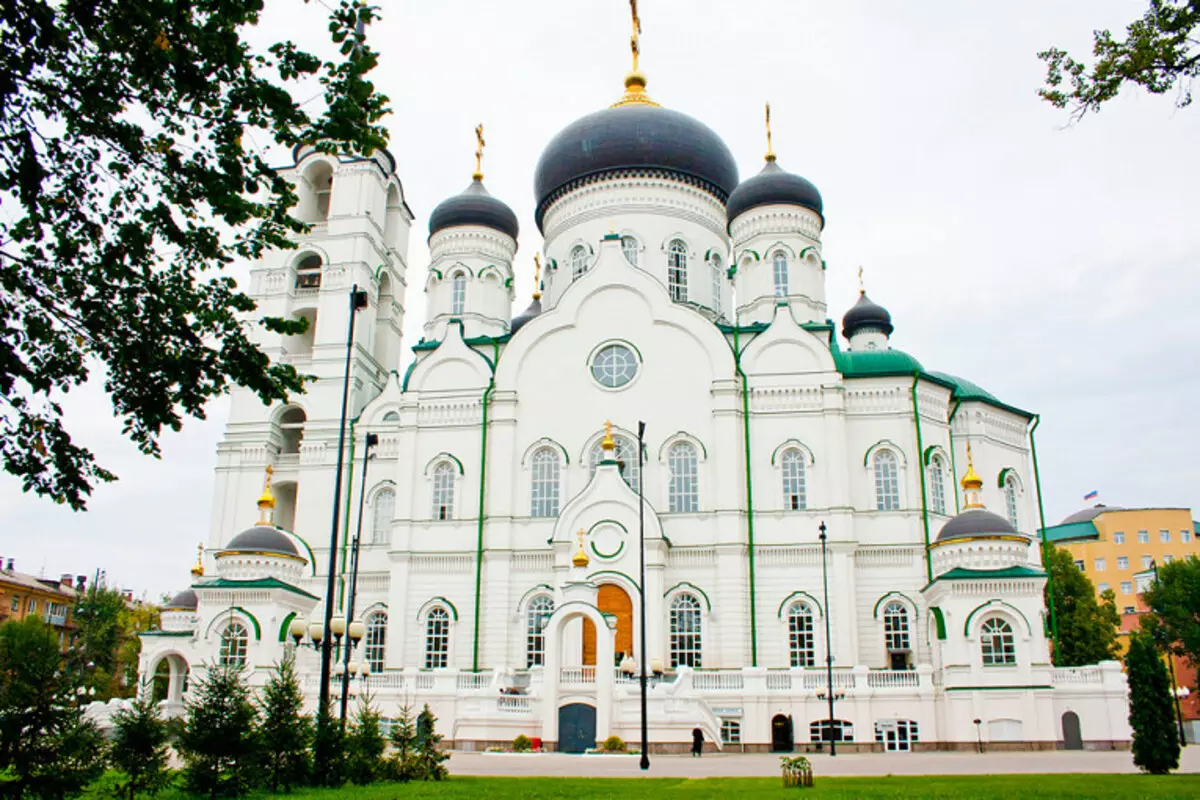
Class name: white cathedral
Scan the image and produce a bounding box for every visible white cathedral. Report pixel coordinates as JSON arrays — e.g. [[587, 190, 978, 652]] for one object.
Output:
[[138, 19, 1132, 753]]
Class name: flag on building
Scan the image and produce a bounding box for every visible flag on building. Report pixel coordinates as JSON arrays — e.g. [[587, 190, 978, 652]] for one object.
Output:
[[1083, 490, 1099, 501]]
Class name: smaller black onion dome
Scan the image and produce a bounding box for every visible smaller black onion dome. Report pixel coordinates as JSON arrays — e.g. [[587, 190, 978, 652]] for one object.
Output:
[[936, 509, 1020, 543], [510, 295, 542, 335], [223, 525, 300, 557], [1060, 504, 1123, 525], [725, 160, 823, 230], [164, 588, 198, 611], [428, 178, 519, 241], [842, 292, 894, 340]]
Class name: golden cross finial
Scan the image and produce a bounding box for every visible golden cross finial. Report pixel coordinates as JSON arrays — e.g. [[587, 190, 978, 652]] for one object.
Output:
[[572, 529, 590, 568], [532, 254, 542, 301], [472, 123, 485, 181], [577, 529, 586, 549], [256, 464, 276, 524], [629, 0, 641, 72], [601, 420, 615, 451], [857, 266, 864, 294], [765, 102, 776, 162], [611, 0, 659, 107], [966, 441, 974, 467], [191, 542, 205, 577]]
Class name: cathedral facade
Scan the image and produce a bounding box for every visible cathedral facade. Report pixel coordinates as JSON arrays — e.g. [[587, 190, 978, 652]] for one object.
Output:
[[138, 45, 1131, 754]]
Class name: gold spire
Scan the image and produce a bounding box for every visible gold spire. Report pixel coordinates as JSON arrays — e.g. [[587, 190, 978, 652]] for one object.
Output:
[[190, 542, 205, 578], [612, 0, 660, 107], [532, 254, 543, 301], [601, 420, 616, 452], [961, 442, 984, 508], [572, 529, 591, 568], [256, 465, 276, 525], [857, 265, 865, 295], [765, 102, 776, 162], [472, 123, 485, 181]]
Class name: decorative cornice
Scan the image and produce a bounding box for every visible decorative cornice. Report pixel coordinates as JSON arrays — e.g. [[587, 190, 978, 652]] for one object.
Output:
[[730, 205, 823, 247], [540, 169, 727, 239], [429, 226, 517, 263]]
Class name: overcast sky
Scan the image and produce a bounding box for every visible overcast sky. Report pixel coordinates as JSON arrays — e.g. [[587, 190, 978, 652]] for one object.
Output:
[[3, 1, 1198, 599]]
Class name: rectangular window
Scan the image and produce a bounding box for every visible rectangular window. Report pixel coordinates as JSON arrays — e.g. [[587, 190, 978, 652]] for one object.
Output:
[[1182, 529, 1192, 543], [1138, 530, 1149, 544], [1141, 555, 1152, 569], [1160, 529, 1171, 543], [1163, 554, 1174, 564], [720, 719, 741, 744], [1117, 556, 1129, 570], [9, 597, 17, 612], [1097, 582, 1109, 593], [1123, 606, 1136, 615], [26, 599, 35, 613], [1113, 531, 1125, 544], [1121, 581, 1133, 595], [1094, 558, 1106, 572], [1074, 559, 1085, 571]]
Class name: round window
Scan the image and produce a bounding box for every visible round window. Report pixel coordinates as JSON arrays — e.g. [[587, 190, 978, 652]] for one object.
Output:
[[590, 344, 638, 389]]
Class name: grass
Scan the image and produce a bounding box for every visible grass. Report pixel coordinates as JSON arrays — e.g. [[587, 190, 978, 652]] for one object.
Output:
[[82, 773, 1200, 799]]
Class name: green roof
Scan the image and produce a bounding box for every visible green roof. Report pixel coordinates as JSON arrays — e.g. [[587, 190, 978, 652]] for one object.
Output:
[[936, 565, 1047, 581], [193, 577, 319, 600], [139, 630, 193, 638], [834, 348, 924, 377], [1041, 520, 1101, 543], [925, 371, 1001, 404]]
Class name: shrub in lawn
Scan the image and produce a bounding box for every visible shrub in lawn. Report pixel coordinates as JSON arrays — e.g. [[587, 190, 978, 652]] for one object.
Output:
[[110, 690, 174, 799], [602, 735, 626, 752], [256, 653, 312, 793], [416, 704, 451, 780], [177, 663, 260, 797], [387, 705, 419, 782], [345, 695, 387, 785], [512, 734, 532, 752]]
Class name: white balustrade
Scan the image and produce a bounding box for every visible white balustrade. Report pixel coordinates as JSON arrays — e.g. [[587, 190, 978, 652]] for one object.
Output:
[[457, 672, 492, 691], [1051, 667, 1102, 685], [559, 666, 596, 685], [867, 670, 919, 689], [497, 695, 532, 714], [766, 671, 793, 691], [801, 669, 857, 690], [692, 671, 744, 691], [415, 673, 435, 690]]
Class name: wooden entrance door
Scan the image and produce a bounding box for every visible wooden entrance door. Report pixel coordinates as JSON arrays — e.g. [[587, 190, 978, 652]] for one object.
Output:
[[582, 584, 634, 666]]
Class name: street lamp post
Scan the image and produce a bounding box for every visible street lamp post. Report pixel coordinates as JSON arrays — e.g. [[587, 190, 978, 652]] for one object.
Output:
[[973, 718, 983, 753], [340, 432, 379, 722], [637, 420, 650, 771], [818, 521, 836, 756], [316, 284, 369, 776], [1149, 559, 1188, 747]]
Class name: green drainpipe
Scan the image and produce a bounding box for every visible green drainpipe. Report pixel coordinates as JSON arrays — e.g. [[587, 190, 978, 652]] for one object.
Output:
[[732, 325, 759, 667], [946, 399, 963, 514], [911, 372, 933, 584], [471, 339, 499, 672], [1029, 414, 1059, 651], [338, 418, 357, 611]]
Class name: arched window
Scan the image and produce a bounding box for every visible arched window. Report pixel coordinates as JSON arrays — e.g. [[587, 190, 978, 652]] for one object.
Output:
[[424, 607, 450, 668], [873, 450, 900, 511], [667, 442, 698, 513], [883, 601, 910, 653], [364, 611, 387, 673], [295, 253, 322, 291], [304, 161, 333, 222], [571, 245, 589, 278], [621, 236, 639, 266], [710, 254, 722, 311], [1004, 474, 1020, 530], [450, 273, 466, 315], [781, 448, 807, 511], [525, 596, 554, 667], [590, 435, 640, 492], [431, 462, 456, 520], [787, 601, 815, 667], [667, 240, 688, 302], [773, 252, 788, 297], [371, 488, 394, 545], [669, 593, 702, 668], [218, 621, 248, 667], [530, 447, 561, 518], [928, 455, 947, 515], [980, 617, 1015, 666], [278, 406, 306, 455]]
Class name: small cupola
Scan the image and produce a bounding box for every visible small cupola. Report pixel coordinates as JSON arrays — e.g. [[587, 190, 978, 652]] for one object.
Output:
[[842, 270, 893, 351], [214, 466, 308, 582], [510, 255, 544, 335], [725, 105, 823, 230], [428, 124, 518, 241]]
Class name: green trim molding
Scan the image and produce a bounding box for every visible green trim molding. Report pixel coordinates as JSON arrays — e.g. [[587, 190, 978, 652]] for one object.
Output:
[[140, 630, 193, 637], [963, 599, 1033, 638], [663, 581, 711, 611], [872, 590, 917, 619], [472, 338, 499, 671], [777, 590, 823, 619], [193, 577, 318, 601], [517, 584, 554, 610], [278, 612, 297, 642], [420, 596, 459, 622], [997, 467, 1017, 489], [929, 607, 947, 640], [204, 607, 261, 640]]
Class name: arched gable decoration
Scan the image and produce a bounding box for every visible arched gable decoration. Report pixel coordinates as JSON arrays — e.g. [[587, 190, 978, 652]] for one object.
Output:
[[278, 612, 297, 642], [736, 249, 761, 262], [777, 590, 823, 620], [763, 241, 797, 259], [923, 445, 949, 466], [771, 439, 815, 466], [416, 597, 458, 622], [517, 584, 554, 612], [657, 431, 708, 461], [446, 262, 474, 279], [478, 264, 505, 282], [205, 607, 261, 640], [929, 607, 947, 640], [663, 582, 711, 611], [659, 233, 693, 252], [579, 424, 640, 465], [872, 591, 918, 619], [358, 601, 389, 618], [520, 438, 571, 467], [963, 600, 1032, 638], [863, 440, 906, 468], [997, 467, 1021, 489], [424, 453, 465, 475], [585, 569, 640, 596]]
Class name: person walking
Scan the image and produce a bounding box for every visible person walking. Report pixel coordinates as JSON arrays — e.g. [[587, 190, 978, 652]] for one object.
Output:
[[691, 727, 704, 757]]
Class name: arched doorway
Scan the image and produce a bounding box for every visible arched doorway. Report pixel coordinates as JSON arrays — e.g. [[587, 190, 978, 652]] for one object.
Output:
[[581, 584, 633, 666], [1061, 711, 1082, 750], [771, 714, 794, 752], [150, 654, 189, 707], [558, 704, 597, 753]]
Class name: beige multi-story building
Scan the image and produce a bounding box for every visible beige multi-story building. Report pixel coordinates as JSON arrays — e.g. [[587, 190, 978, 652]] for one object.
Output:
[[0, 558, 84, 651]]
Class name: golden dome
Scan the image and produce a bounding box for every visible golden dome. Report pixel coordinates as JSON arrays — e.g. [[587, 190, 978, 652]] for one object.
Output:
[[601, 420, 616, 452], [572, 529, 590, 568], [190, 542, 205, 577]]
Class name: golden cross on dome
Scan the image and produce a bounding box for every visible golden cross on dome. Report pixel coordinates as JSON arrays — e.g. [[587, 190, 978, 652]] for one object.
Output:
[[473, 123, 485, 180], [533, 254, 542, 301], [191, 542, 205, 577], [602, 419, 615, 451], [629, 0, 641, 71], [857, 266, 865, 294], [577, 529, 586, 549], [765, 102, 776, 162]]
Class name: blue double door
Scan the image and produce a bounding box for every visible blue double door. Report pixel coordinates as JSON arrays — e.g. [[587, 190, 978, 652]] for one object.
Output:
[[558, 703, 597, 753]]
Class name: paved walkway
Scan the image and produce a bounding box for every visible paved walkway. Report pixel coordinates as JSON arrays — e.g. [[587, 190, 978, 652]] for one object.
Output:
[[449, 746, 1199, 778]]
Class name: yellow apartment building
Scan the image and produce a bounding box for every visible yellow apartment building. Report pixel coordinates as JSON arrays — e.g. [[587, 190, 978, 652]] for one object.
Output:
[[0, 558, 83, 651]]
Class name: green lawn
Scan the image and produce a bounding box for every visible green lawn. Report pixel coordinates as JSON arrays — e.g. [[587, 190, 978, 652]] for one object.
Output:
[[84, 773, 1200, 799]]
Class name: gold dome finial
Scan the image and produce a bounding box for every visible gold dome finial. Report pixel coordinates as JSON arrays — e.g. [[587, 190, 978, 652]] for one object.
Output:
[[601, 420, 616, 452], [472, 123, 485, 181], [961, 442, 985, 508], [256, 465, 276, 524], [612, 1, 660, 107], [190, 542, 205, 578], [765, 102, 776, 162], [857, 265, 865, 295], [572, 529, 590, 568], [532, 254, 543, 301]]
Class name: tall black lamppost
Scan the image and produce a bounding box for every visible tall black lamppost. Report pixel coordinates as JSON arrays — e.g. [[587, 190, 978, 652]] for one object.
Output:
[[1149, 559, 1188, 747], [340, 432, 379, 722], [637, 420, 650, 771], [818, 521, 837, 756], [316, 284, 369, 775]]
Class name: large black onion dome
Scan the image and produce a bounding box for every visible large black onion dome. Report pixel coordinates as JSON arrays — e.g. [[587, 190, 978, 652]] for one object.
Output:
[[510, 295, 542, 335], [725, 160, 823, 230], [164, 589, 198, 611], [428, 178, 519, 241], [533, 104, 739, 231], [223, 525, 300, 557], [842, 292, 894, 340], [936, 509, 1021, 542]]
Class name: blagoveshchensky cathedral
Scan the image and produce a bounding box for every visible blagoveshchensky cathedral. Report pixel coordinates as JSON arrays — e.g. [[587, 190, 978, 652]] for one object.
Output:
[[137, 5, 1131, 753]]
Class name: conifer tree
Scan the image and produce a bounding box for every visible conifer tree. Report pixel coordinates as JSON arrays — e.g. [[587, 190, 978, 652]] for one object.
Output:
[[415, 704, 450, 781], [110, 690, 173, 800], [387, 705, 418, 782], [256, 653, 312, 793], [310, 698, 346, 788], [345, 694, 386, 785], [177, 663, 260, 798], [1126, 628, 1180, 775]]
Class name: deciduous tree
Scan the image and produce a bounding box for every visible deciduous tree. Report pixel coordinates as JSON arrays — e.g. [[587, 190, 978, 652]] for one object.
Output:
[[1142, 555, 1200, 669], [1045, 547, 1120, 666]]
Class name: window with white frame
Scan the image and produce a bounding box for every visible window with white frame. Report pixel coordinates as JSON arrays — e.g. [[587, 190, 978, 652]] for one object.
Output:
[[781, 448, 807, 511], [621, 236, 639, 266], [710, 254, 722, 311], [1114, 531, 1126, 544], [928, 455, 946, 515], [590, 435, 641, 491], [424, 607, 450, 668], [1003, 474, 1020, 529], [720, 719, 741, 744], [431, 462, 455, 520], [787, 601, 815, 667], [1118, 556, 1129, 570], [525, 596, 554, 667], [571, 245, 589, 278], [1094, 557, 1106, 572], [883, 601, 910, 652], [773, 252, 788, 297], [1121, 581, 1133, 594], [451, 273, 466, 315], [530, 447, 561, 517], [1141, 555, 1152, 569], [873, 450, 900, 511], [1163, 554, 1174, 564], [1182, 528, 1192, 543], [810, 719, 854, 742], [979, 617, 1015, 666], [218, 621, 248, 667], [371, 488, 395, 544], [667, 240, 688, 302], [1074, 559, 1085, 571], [364, 611, 387, 673], [1098, 582, 1110, 593], [1160, 529, 1171, 543], [1138, 530, 1149, 544], [669, 593, 702, 668], [667, 442, 699, 513]]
